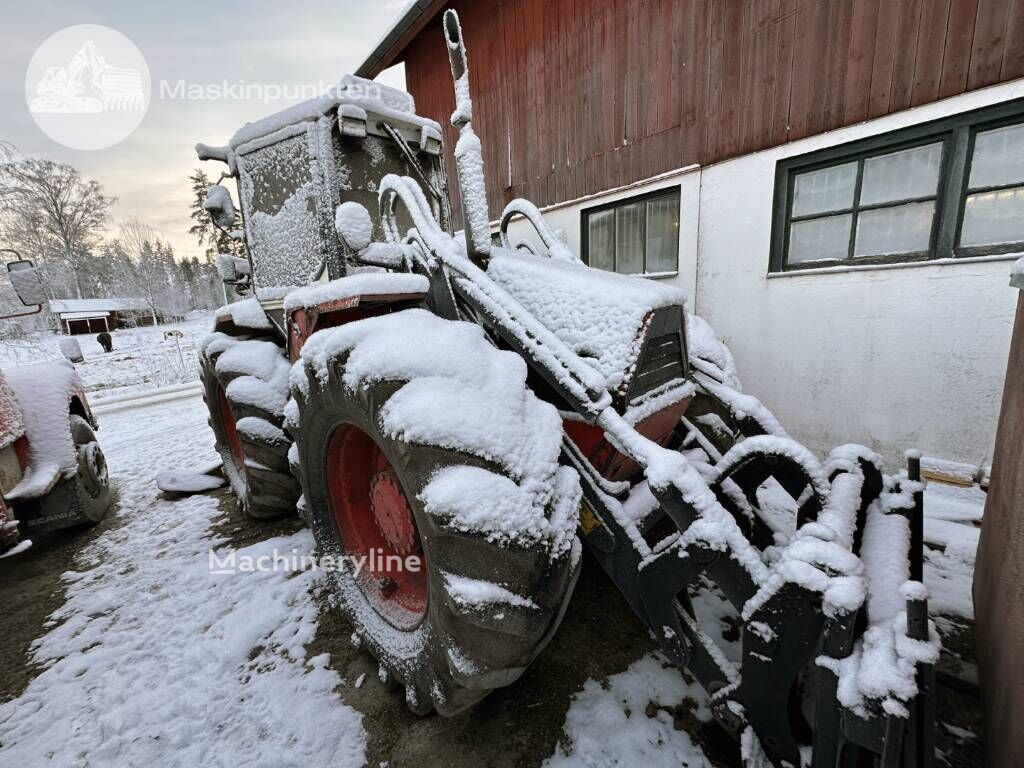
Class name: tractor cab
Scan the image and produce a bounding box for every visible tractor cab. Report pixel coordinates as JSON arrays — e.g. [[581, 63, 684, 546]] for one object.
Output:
[[200, 75, 448, 334]]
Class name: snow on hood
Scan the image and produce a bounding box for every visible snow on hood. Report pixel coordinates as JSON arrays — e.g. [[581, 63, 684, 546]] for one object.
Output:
[[486, 250, 687, 391], [0, 369, 25, 451], [4, 361, 80, 499]]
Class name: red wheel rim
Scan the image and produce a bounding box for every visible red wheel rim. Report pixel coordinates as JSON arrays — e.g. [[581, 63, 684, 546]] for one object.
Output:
[[326, 424, 428, 629], [218, 386, 246, 473]]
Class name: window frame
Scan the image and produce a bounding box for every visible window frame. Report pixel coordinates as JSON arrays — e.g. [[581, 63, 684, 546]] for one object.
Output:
[[581, 186, 681, 277], [770, 98, 1024, 272]]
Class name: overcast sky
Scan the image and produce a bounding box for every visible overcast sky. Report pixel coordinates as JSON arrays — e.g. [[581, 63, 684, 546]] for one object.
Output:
[[1, 0, 409, 259]]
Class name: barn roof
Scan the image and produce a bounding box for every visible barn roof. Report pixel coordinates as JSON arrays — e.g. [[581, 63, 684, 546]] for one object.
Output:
[[355, 0, 445, 79], [48, 298, 150, 315]]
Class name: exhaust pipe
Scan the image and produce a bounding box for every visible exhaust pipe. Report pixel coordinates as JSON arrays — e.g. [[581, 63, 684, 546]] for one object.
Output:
[[443, 9, 491, 264]]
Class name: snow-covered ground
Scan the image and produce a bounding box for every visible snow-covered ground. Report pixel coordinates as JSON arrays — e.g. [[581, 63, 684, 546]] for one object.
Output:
[[0, 396, 365, 766], [0, 313, 214, 400], [0, 390, 984, 766]]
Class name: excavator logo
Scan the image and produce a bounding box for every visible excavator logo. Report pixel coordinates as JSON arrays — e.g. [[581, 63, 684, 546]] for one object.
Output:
[[30, 40, 144, 115], [25, 24, 150, 150]]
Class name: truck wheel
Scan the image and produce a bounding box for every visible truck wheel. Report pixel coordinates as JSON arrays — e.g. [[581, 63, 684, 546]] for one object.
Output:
[[200, 337, 298, 519], [68, 415, 111, 524], [290, 312, 581, 716]]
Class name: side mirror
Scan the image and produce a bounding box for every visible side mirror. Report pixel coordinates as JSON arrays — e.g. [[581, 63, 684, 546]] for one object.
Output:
[[215, 253, 250, 285], [204, 185, 236, 229], [6, 259, 47, 307]]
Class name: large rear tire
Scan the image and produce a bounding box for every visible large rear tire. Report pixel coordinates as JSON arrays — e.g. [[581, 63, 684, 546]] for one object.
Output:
[[290, 310, 581, 716], [201, 335, 298, 519]]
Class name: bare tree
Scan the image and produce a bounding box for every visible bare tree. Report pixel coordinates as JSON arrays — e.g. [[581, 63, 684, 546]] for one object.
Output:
[[118, 217, 164, 325], [0, 158, 114, 299]]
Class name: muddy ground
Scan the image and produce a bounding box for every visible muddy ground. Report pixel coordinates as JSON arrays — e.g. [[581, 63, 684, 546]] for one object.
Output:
[[0, 481, 985, 766]]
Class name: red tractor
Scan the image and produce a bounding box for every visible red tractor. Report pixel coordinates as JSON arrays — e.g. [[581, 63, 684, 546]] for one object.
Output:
[[0, 257, 112, 557], [193, 12, 936, 766]]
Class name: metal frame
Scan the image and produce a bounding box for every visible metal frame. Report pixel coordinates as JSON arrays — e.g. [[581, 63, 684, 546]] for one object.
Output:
[[770, 97, 1024, 272], [580, 186, 681, 275]]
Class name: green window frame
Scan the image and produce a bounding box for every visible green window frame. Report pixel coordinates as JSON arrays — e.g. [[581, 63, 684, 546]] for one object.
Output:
[[770, 98, 1024, 272], [581, 187, 680, 276]]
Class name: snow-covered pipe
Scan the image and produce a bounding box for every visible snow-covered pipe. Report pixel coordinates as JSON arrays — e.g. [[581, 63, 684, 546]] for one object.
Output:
[[498, 199, 580, 264], [443, 9, 491, 265]]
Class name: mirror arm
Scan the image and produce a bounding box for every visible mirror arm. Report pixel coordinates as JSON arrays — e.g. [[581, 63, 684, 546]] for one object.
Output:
[[0, 304, 43, 321]]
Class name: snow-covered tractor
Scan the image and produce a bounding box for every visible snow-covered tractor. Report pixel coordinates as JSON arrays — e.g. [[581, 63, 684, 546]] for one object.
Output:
[[0, 259, 112, 557], [194, 11, 937, 766]]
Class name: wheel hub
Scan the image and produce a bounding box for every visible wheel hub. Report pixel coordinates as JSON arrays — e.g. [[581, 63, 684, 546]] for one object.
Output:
[[78, 441, 108, 497], [370, 469, 417, 555], [325, 423, 428, 630]]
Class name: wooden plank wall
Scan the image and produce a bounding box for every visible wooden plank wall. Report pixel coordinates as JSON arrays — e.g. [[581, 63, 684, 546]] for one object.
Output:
[[402, 0, 1024, 222]]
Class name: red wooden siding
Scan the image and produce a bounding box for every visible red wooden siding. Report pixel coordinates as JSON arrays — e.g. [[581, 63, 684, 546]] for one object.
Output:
[[399, 0, 1024, 222]]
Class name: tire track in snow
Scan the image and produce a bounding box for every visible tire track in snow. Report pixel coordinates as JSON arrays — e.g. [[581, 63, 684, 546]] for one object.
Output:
[[0, 396, 365, 767]]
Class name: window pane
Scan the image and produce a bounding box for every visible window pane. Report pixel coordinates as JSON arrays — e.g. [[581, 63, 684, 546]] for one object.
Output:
[[645, 195, 679, 273], [960, 186, 1024, 247], [969, 123, 1024, 189], [788, 214, 852, 264], [615, 202, 644, 274], [587, 210, 614, 271], [792, 162, 857, 216], [854, 201, 935, 257], [859, 143, 942, 206]]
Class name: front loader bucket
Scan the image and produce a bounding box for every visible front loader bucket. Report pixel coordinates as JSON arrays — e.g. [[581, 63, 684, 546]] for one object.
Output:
[[565, 418, 938, 768]]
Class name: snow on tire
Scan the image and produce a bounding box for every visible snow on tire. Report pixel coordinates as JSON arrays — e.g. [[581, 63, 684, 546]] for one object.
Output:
[[200, 333, 298, 519], [289, 309, 582, 716]]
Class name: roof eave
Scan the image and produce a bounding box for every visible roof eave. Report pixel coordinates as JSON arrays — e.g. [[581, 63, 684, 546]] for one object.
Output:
[[355, 0, 446, 79]]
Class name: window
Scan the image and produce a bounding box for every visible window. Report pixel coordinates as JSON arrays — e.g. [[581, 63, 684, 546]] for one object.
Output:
[[771, 99, 1024, 271], [582, 188, 680, 275]]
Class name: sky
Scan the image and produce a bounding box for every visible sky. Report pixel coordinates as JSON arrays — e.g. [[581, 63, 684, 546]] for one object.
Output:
[[0, 0, 410, 260]]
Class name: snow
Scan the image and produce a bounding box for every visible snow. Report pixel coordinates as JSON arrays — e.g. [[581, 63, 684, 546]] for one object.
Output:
[[215, 296, 273, 331], [58, 335, 83, 361], [215, 253, 250, 281], [241, 145, 323, 288], [4, 361, 80, 500], [498, 199, 579, 264], [214, 337, 291, 417], [690, 370, 789, 439], [228, 75, 440, 149], [922, 482, 982, 620], [685, 313, 740, 389], [236, 415, 286, 444], [0, 369, 25, 449], [544, 653, 711, 768], [335, 201, 374, 251], [203, 184, 236, 228], [487, 250, 687, 391], [282, 273, 429, 313], [1013, 255, 1024, 278], [453, 128, 492, 257], [155, 470, 225, 494], [0, 395, 367, 766], [442, 572, 540, 610], [297, 309, 579, 558]]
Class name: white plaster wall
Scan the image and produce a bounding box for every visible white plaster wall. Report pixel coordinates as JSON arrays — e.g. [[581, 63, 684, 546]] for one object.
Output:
[[696, 81, 1022, 466], [496, 79, 1024, 466]]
